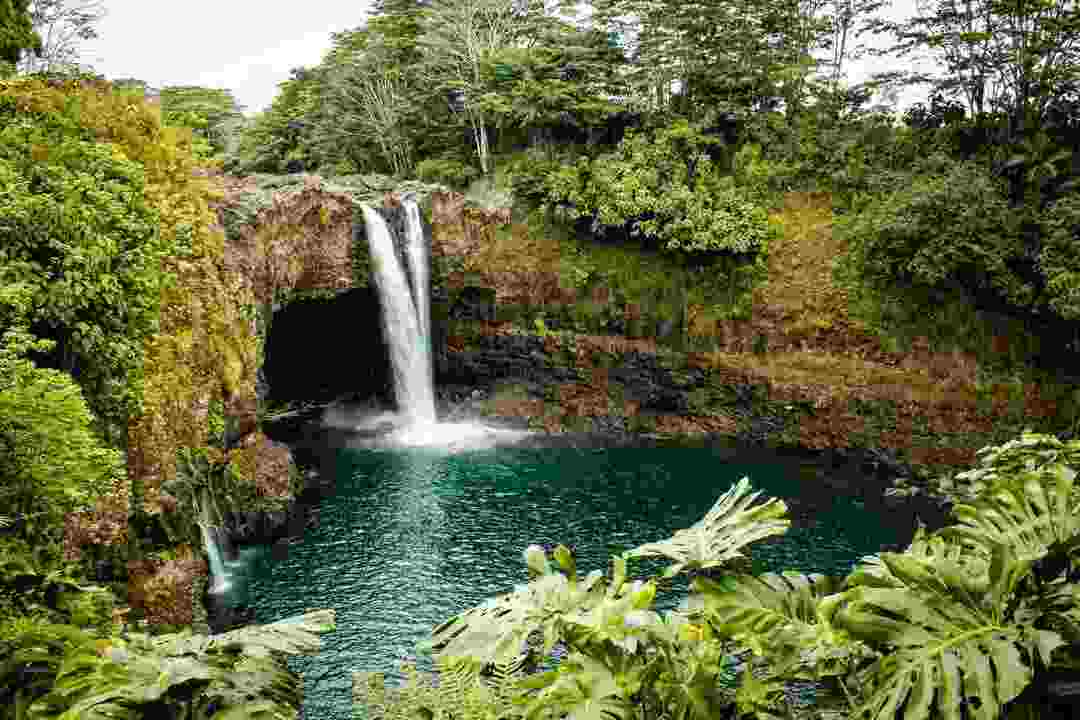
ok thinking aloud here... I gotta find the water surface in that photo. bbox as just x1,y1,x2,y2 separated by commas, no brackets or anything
244,444,919,720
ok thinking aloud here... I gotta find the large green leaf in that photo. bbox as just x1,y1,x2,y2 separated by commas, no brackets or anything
30,610,334,720
836,545,1057,720
846,528,989,597
428,569,594,663
698,572,868,680
521,653,633,720
626,477,790,578
945,464,1080,565
159,608,336,659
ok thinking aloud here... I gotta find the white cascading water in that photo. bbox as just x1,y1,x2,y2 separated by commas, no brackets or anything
403,197,431,372
356,200,524,450
362,206,437,424
201,523,232,595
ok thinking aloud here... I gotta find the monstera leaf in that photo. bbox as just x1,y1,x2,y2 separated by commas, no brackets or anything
428,553,609,664
32,610,335,720
698,572,867,680
945,464,1080,566
627,477,790,578
834,544,1062,720
847,527,989,594
160,608,336,659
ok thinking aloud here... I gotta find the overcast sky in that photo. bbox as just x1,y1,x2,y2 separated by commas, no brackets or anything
81,0,932,117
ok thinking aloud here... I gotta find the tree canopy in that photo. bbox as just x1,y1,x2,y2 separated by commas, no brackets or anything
0,0,41,67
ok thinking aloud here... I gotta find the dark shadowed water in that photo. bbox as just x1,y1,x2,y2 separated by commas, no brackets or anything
238,443,924,720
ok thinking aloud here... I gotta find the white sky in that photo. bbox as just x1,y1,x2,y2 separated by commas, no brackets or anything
80,0,932,117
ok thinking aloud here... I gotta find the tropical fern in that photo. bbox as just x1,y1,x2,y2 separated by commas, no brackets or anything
354,658,526,720
626,477,790,578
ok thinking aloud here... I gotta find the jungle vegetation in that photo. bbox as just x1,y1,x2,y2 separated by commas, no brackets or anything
2,0,1080,718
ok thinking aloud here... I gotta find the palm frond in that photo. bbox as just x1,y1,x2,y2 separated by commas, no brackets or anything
626,477,790,578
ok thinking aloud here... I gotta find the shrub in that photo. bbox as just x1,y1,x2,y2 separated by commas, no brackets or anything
415,157,479,190
731,142,797,205
0,97,168,432
502,150,569,207
1038,191,1080,321
837,156,1034,306
0,330,124,546
544,120,777,258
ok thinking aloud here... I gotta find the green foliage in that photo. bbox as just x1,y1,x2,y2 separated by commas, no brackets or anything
544,120,778,257
626,478,790,578
158,86,245,162
383,432,1080,720
1037,191,1080,321
0,0,40,65
0,330,123,544
0,615,91,720
158,447,264,547
356,657,527,720
415,157,477,189
837,157,1036,308
0,538,112,628
0,83,173,436
25,609,335,719
230,69,320,174
731,143,797,207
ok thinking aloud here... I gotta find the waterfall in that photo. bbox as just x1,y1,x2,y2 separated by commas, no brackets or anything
361,206,437,423
201,523,232,595
403,197,431,384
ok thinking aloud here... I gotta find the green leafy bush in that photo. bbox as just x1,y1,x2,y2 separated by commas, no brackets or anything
0,609,335,720
1038,191,1080,321
415,157,478,190
731,142,797,205
0,330,123,545
0,83,173,434
543,120,778,257
503,150,567,206
837,157,1035,307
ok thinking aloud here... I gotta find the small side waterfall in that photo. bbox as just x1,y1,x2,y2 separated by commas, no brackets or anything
362,205,437,423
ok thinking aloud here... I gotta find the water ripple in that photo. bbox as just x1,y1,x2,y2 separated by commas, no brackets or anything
247,446,917,720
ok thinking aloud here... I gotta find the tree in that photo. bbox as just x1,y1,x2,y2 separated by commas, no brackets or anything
417,0,537,173
232,67,322,173
0,78,173,437
158,85,246,160
0,0,40,67
588,0,822,119
16,0,104,75
313,18,422,176
870,0,1080,139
